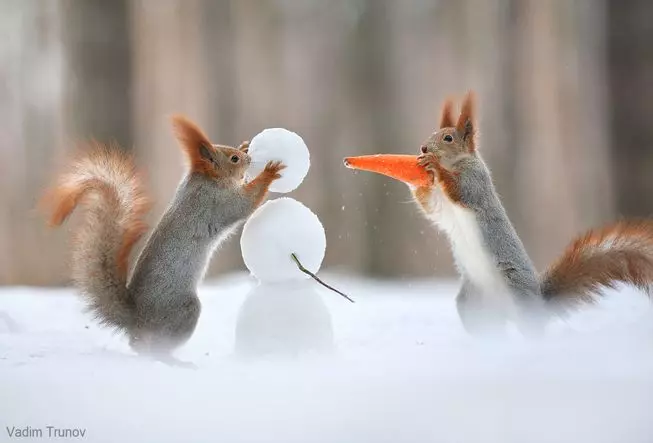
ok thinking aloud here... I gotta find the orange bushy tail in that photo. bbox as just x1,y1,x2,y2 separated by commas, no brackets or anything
540,220,653,312
42,143,151,330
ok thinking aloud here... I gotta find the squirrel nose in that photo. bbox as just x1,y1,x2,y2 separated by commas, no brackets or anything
420,145,428,154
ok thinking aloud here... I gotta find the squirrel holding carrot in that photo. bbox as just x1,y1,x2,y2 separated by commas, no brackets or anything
346,91,653,336
42,116,285,364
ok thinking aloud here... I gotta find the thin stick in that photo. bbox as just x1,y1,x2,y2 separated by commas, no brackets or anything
291,253,355,303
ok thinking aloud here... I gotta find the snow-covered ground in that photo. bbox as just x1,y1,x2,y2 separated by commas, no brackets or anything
1,274,652,443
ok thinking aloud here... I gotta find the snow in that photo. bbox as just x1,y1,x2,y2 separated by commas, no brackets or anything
245,128,310,193
1,276,653,443
240,197,326,282
235,279,334,357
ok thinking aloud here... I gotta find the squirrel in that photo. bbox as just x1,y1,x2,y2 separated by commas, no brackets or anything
42,116,285,365
413,91,653,336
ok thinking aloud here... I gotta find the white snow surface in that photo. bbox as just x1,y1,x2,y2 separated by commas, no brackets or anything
245,128,310,193
240,198,326,282
1,274,653,443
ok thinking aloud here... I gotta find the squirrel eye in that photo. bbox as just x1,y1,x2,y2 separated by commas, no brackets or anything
230,155,240,163
420,145,428,154
443,134,453,143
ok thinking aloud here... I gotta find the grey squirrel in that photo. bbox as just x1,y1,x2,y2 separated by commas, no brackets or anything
414,91,653,335
42,116,285,363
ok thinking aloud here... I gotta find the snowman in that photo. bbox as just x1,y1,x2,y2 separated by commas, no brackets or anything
234,129,353,358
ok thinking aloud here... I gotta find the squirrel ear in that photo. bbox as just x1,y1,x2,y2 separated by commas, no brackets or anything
439,98,455,128
455,91,476,153
171,115,215,167
238,140,250,153
199,144,216,162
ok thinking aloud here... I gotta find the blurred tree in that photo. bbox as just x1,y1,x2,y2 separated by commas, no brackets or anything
608,0,653,217
201,0,238,145
508,0,613,270
61,0,132,149
344,0,405,277
0,0,66,285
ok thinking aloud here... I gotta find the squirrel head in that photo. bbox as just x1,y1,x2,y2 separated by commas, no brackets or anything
420,91,477,167
171,115,251,181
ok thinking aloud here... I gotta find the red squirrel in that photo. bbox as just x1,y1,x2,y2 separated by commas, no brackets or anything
414,91,653,336
42,116,285,365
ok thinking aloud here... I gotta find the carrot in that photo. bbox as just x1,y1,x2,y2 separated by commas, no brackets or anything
343,154,432,187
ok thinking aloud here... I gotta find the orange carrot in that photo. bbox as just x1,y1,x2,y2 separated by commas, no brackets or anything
343,154,432,187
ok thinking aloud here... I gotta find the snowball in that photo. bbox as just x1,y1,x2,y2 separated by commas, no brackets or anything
234,280,334,357
240,197,326,282
245,128,310,193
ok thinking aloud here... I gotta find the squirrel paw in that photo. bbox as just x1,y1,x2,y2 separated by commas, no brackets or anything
417,152,440,180
151,354,198,370
264,160,287,180
238,140,250,153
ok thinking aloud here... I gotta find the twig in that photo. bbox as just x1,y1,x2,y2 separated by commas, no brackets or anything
291,253,355,303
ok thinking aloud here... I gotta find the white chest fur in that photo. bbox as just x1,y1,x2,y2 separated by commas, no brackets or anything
427,188,506,293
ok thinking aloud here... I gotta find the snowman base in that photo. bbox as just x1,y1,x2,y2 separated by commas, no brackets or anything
234,280,334,358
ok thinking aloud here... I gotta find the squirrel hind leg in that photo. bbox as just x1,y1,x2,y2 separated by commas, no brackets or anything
510,290,551,338
456,281,508,338
150,354,198,370
128,295,201,360
129,334,198,369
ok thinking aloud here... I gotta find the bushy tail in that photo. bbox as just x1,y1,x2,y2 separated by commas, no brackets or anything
540,220,653,312
42,143,151,330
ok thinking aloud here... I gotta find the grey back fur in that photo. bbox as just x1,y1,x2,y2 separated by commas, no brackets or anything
453,155,548,333
456,156,539,293
127,173,254,352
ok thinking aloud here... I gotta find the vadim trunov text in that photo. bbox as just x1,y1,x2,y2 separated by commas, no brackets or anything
6,425,87,439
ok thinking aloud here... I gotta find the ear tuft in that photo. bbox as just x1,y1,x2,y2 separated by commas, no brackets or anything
456,91,476,152
170,115,214,169
439,97,456,128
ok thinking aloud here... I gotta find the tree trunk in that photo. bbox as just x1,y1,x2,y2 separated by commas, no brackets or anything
608,0,653,217
61,0,132,149
0,0,66,285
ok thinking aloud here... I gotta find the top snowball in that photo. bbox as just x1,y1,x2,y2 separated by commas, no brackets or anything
245,128,310,193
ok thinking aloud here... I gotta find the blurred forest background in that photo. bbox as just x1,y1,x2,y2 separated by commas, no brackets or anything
0,0,651,286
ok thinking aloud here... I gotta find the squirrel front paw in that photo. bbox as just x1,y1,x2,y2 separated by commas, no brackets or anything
417,152,440,181
244,160,287,207
263,160,287,181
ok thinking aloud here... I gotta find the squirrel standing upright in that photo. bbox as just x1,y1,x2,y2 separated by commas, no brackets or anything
43,116,285,363
414,91,653,336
